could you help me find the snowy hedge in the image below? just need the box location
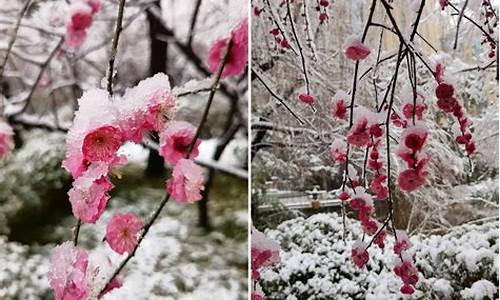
[260,213,498,300]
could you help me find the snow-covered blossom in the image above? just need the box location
[394,255,419,295]
[396,122,429,192]
[298,93,315,104]
[117,73,175,143]
[106,212,144,255]
[167,159,205,203]
[49,242,89,300]
[344,38,371,61]
[351,240,369,268]
[159,121,200,165]
[0,119,14,159]
[65,0,99,49]
[63,89,120,178]
[347,107,383,147]
[251,226,280,280]
[330,138,347,164]
[331,90,348,119]
[68,162,114,224]
[208,18,248,78]
[393,230,411,255]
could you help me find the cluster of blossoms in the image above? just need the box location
[48,14,248,298]
[269,27,291,50]
[65,0,101,49]
[396,121,430,192]
[333,38,424,295]
[0,119,14,160]
[316,0,330,25]
[480,0,498,58]
[50,73,205,299]
[393,231,419,294]
[251,227,280,300]
[434,63,476,156]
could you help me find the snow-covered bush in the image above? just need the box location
[260,213,498,300]
[0,131,69,235]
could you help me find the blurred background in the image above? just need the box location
[0,0,248,299]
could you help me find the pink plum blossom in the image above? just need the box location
[49,242,89,300]
[167,159,205,203]
[351,241,369,268]
[393,230,411,255]
[344,38,371,61]
[63,89,120,178]
[397,169,427,192]
[298,93,315,104]
[65,2,94,49]
[68,162,114,224]
[117,73,175,143]
[0,120,14,159]
[394,255,419,295]
[208,18,248,78]
[159,121,200,165]
[106,212,144,254]
[251,226,280,280]
[82,125,124,163]
[330,138,347,164]
[331,90,348,119]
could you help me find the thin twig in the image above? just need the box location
[187,0,202,47]
[106,0,127,95]
[453,0,469,49]
[252,68,305,125]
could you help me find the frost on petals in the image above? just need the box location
[0,119,14,159]
[49,242,89,300]
[106,212,144,255]
[159,121,200,165]
[207,18,248,78]
[167,159,205,203]
[68,162,114,224]
[344,38,371,61]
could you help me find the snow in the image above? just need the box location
[460,280,498,300]
[258,213,499,300]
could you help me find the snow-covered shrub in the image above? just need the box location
[0,131,69,235]
[260,213,498,300]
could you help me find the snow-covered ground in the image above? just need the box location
[259,213,498,300]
